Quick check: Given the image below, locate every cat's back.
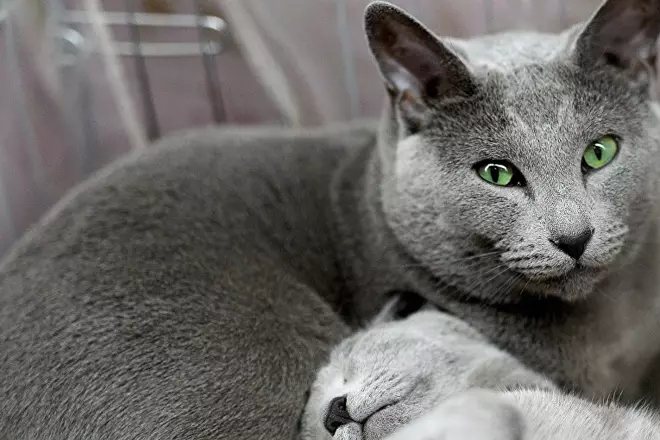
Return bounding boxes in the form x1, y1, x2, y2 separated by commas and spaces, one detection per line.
0, 121, 376, 292
0, 122, 375, 439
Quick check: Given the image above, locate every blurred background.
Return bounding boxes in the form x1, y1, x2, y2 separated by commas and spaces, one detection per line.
0, 0, 603, 255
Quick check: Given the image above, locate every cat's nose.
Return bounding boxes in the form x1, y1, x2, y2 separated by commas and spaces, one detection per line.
549, 227, 593, 260
325, 395, 354, 435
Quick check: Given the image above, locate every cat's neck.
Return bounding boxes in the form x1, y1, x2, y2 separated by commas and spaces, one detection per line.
331, 139, 444, 325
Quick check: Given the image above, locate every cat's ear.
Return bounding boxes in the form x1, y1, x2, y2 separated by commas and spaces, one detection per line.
364, 2, 477, 130
574, 0, 660, 87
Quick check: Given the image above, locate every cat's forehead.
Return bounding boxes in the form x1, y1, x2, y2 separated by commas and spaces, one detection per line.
491, 64, 583, 134
446, 30, 594, 124
453, 29, 576, 71
422, 28, 644, 158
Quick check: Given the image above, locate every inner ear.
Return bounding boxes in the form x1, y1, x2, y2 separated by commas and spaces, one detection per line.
364, 1, 477, 125
575, 0, 660, 83
389, 291, 429, 319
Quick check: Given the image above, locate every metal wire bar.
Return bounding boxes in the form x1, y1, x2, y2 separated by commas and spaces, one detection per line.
334, 0, 360, 119
0, 0, 17, 240
2, 4, 48, 196
220, 1, 302, 125
482, 0, 494, 34
83, 0, 147, 151
195, 0, 225, 123
51, 0, 91, 176
125, 0, 160, 140
0, 0, 9, 25
63, 10, 226, 57
65, 10, 224, 28
58, 26, 98, 174
557, 0, 568, 27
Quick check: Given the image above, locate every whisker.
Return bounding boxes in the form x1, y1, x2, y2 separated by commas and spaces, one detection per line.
464, 263, 512, 294
488, 272, 522, 301
517, 276, 532, 298
396, 250, 502, 269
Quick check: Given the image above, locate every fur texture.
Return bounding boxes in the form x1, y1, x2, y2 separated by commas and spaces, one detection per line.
1, 0, 660, 437
302, 303, 660, 439
361, 0, 660, 399
0, 124, 370, 439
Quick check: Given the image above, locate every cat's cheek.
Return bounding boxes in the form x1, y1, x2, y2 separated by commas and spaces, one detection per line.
593, 175, 651, 267
454, 191, 525, 242
595, 151, 654, 221
302, 364, 350, 440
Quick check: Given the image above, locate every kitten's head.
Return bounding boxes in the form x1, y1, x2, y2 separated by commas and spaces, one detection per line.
299, 300, 555, 440
365, 0, 660, 302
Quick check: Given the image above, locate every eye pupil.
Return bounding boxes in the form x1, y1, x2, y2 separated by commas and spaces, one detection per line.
594, 145, 603, 161
490, 166, 500, 183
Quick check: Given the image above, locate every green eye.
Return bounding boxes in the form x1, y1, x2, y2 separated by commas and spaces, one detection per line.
476, 162, 517, 186
583, 135, 618, 170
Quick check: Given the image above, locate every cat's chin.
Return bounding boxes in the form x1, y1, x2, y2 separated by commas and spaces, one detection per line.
521, 266, 605, 302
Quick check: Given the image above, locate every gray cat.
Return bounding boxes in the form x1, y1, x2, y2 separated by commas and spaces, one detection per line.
1, 0, 659, 438
301, 301, 660, 439
360, 0, 660, 401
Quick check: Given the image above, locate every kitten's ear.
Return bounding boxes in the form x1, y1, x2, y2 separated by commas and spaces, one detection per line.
371, 292, 429, 326
574, 0, 660, 87
364, 2, 477, 129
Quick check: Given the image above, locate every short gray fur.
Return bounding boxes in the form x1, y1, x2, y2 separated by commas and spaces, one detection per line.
1, 0, 660, 438
301, 302, 660, 439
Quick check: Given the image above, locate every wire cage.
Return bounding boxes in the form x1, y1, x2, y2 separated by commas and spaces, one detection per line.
0, 0, 606, 255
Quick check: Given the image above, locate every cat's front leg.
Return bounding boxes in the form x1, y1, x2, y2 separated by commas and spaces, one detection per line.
386, 387, 660, 440
330, 389, 523, 440
383, 389, 524, 440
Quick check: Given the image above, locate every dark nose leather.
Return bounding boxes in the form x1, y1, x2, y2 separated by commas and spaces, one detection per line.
324, 395, 354, 435
550, 228, 593, 260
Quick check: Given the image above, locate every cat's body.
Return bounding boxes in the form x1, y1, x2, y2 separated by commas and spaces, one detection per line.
2, 0, 660, 438
0, 124, 372, 439
301, 304, 660, 439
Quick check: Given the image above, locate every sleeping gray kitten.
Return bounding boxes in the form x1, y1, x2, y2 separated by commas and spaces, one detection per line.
301, 301, 660, 439
1, 0, 660, 438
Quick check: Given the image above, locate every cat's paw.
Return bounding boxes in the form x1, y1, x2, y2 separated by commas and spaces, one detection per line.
299, 309, 554, 440
384, 389, 525, 440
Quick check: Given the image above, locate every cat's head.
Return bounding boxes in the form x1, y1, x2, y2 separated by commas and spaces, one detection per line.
365, 0, 660, 302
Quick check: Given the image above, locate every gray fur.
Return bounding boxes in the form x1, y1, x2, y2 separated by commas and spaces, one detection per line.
300, 304, 555, 440
302, 305, 660, 439
0, 125, 369, 439
1, 0, 660, 437
389, 388, 660, 439
363, 0, 660, 399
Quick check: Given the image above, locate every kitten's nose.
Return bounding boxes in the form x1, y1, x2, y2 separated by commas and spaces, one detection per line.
325, 395, 354, 435
549, 228, 593, 260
